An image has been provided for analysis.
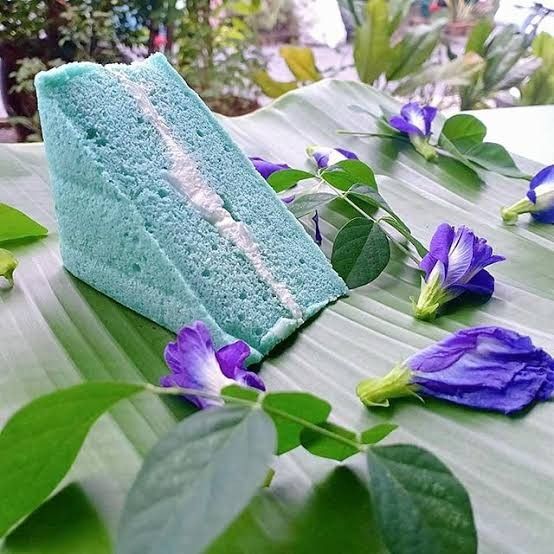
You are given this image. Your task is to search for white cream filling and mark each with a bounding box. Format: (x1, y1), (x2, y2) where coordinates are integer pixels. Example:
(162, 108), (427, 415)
(109, 68), (302, 319)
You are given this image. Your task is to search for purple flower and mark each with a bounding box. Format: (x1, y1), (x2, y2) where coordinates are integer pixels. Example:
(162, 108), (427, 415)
(388, 102), (438, 161)
(357, 326), (554, 415)
(250, 156), (289, 180)
(413, 224), (504, 320)
(312, 210), (322, 245)
(161, 321), (265, 409)
(501, 165), (554, 225)
(306, 145), (358, 169)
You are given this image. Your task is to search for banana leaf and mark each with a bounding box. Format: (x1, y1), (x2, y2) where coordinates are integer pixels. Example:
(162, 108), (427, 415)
(1, 79), (553, 553)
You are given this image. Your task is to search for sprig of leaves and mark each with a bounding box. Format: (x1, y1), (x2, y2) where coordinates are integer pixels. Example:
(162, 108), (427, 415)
(0, 381), (477, 554)
(0, 203), (48, 287)
(340, 107), (528, 180)
(268, 159), (426, 288)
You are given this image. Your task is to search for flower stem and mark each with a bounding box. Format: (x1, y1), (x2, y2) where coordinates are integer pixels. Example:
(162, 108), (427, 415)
(146, 384), (366, 453)
(500, 197), (534, 225)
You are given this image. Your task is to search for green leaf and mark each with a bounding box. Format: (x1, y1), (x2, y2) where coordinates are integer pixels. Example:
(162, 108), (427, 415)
(465, 18), (493, 56)
(279, 46), (322, 82)
(0, 248), (18, 287)
(354, 0), (391, 84)
(393, 53), (484, 96)
(253, 70), (297, 99)
(367, 445), (477, 554)
(321, 159), (378, 192)
(521, 32), (554, 106)
(388, 0), (410, 32)
(360, 423), (398, 444)
(331, 218), (390, 288)
(300, 422), (360, 461)
(288, 192), (336, 218)
(0, 382), (144, 537)
(465, 142), (528, 179)
(117, 406), (276, 554)
(0, 203), (48, 244)
(440, 114), (487, 152)
(267, 169), (314, 192)
(222, 384), (261, 403)
(262, 392), (331, 454)
(386, 19), (446, 81)
(1, 484), (111, 554)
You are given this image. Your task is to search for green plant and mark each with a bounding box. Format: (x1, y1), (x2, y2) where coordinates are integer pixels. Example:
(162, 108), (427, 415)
(172, 0), (265, 115)
(521, 32), (554, 105)
(460, 21), (541, 109)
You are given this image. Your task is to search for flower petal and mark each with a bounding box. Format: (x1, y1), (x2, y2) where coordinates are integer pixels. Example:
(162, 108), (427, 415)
(306, 145), (356, 168)
(335, 147), (359, 160)
(400, 102), (427, 135)
(443, 226), (475, 287)
(408, 326), (554, 414)
(389, 115), (422, 136)
(457, 269), (495, 297)
(422, 106), (437, 136)
(420, 223), (455, 278)
(216, 340), (250, 379)
(250, 156), (289, 179)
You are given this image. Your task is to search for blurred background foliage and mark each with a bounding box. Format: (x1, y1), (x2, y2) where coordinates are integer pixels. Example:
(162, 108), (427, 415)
(0, 0), (553, 141)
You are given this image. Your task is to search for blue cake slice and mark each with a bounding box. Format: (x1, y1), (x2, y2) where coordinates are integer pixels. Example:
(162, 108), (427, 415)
(35, 54), (347, 362)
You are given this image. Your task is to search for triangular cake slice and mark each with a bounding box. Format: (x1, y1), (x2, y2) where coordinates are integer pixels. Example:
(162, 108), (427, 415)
(35, 54), (347, 362)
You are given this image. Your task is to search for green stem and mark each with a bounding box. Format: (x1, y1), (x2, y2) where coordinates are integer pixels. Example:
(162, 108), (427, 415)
(146, 384), (365, 453)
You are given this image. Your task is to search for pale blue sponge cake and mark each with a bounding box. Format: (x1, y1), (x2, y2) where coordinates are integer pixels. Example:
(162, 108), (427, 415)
(35, 54), (347, 362)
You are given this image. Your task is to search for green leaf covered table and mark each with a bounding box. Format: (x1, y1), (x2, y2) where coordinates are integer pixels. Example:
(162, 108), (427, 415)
(1, 80), (553, 553)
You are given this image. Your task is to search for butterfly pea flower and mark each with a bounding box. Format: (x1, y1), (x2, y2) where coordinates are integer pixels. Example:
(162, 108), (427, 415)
(357, 326), (554, 415)
(389, 102), (438, 161)
(501, 165), (554, 225)
(413, 224), (504, 320)
(250, 156), (289, 179)
(306, 145), (358, 169)
(160, 321), (265, 409)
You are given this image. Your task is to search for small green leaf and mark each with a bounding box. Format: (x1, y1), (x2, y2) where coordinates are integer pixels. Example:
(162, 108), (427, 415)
(0, 382), (144, 537)
(0, 203), (48, 244)
(465, 18), (493, 56)
(440, 114), (487, 153)
(288, 192), (336, 218)
(0, 248), (18, 287)
(360, 423), (398, 444)
(464, 143), (528, 179)
(348, 185), (391, 212)
(267, 169), (314, 193)
(331, 218), (390, 288)
(300, 422), (360, 461)
(279, 46), (322, 82)
(222, 384), (260, 403)
(117, 406), (276, 554)
(322, 160), (378, 192)
(367, 444), (477, 554)
(262, 392), (331, 454)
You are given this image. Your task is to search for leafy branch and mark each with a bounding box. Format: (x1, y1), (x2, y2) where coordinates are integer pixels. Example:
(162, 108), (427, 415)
(0, 381), (477, 554)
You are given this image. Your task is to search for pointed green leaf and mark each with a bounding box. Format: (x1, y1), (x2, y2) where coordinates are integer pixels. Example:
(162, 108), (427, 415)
(117, 406), (276, 554)
(288, 192), (336, 218)
(0, 382), (144, 537)
(331, 218), (390, 288)
(0, 203), (48, 244)
(267, 169), (314, 192)
(465, 18), (493, 56)
(440, 114), (487, 153)
(222, 384), (260, 403)
(262, 392), (331, 454)
(464, 143), (529, 179)
(253, 71), (297, 99)
(300, 422), (360, 461)
(360, 423), (398, 444)
(367, 445), (477, 554)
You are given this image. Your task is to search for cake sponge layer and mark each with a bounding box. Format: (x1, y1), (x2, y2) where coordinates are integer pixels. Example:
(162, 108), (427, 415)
(36, 54), (347, 361)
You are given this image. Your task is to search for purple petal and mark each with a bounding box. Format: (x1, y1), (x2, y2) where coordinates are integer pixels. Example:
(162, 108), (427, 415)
(456, 269), (495, 297)
(407, 326), (554, 414)
(389, 115), (423, 136)
(250, 156), (289, 180)
(531, 206), (554, 223)
(234, 370), (266, 392)
(216, 340), (250, 379)
(443, 227), (478, 287)
(282, 194), (296, 205)
(400, 102), (427, 135)
(420, 223), (455, 278)
(335, 147), (359, 160)
(529, 165), (554, 191)
(422, 106), (438, 136)
(312, 210), (322, 245)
